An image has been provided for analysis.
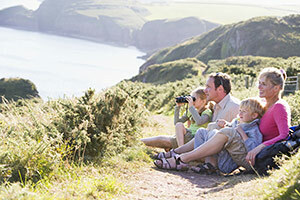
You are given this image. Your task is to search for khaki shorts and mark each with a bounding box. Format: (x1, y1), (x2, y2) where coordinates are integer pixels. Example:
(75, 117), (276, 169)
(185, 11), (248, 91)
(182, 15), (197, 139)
(170, 129), (194, 149)
(217, 127), (252, 171)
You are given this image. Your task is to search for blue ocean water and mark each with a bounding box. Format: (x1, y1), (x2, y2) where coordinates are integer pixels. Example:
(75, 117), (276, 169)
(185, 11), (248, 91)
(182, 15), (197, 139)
(0, 27), (145, 99)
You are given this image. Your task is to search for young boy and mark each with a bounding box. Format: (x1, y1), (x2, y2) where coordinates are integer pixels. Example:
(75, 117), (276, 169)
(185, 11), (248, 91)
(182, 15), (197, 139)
(193, 98), (264, 174)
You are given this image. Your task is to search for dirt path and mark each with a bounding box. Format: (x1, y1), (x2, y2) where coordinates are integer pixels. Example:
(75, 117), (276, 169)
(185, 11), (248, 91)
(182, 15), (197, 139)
(122, 164), (257, 200)
(121, 115), (257, 200)
(122, 166), (223, 199)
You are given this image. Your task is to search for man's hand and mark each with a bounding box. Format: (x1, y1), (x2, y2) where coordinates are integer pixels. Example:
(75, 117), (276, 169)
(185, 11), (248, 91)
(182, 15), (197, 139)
(217, 119), (227, 128)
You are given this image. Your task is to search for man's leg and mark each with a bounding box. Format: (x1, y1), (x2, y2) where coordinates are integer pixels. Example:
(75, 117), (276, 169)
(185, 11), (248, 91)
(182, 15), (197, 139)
(180, 133), (228, 163)
(154, 133), (228, 168)
(194, 128), (218, 166)
(173, 138), (195, 154)
(141, 136), (173, 149)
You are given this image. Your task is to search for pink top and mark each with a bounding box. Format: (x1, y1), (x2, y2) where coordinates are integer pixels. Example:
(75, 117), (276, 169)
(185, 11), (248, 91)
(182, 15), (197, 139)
(259, 100), (291, 146)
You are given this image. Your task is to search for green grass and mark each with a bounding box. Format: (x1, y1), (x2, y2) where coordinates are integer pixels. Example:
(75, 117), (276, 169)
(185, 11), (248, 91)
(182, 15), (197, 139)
(0, 71), (300, 199)
(73, 0), (147, 29)
(131, 58), (206, 84)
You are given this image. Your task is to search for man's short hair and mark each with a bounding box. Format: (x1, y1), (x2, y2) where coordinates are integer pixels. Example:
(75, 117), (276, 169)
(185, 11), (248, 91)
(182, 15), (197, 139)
(209, 72), (231, 94)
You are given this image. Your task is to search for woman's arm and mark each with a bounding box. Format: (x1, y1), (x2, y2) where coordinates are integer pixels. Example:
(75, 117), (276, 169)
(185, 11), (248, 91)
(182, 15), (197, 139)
(263, 103), (290, 146)
(189, 106), (210, 125)
(246, 143), (266, 166)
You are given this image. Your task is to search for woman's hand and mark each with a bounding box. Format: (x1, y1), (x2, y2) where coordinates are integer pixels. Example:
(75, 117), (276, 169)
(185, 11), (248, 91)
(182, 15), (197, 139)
(246, 144), (266, 166)
(186, 96), (194, 107)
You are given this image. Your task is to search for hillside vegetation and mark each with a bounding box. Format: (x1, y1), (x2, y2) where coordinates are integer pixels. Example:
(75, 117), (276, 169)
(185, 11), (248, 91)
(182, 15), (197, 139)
(0, 78), (39, 103)
(134, 55), (300, 90)
(0, 75), (300, 199)
(140, 14), (300, 71)
(130, 58), (206, 84)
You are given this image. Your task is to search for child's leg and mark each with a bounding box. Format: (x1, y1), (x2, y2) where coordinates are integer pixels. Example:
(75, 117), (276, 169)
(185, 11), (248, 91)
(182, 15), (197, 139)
(175, 122), (187, 147)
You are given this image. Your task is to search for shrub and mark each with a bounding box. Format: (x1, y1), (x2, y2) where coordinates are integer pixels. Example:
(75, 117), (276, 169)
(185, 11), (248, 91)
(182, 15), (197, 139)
(118, 77), (205, 114)
(53, 88), (146, 161)
(0, 99), (63, 183)
(0, 78), (40, 102)
(0, 87), (146, 183)
(284, 90), (300, 126)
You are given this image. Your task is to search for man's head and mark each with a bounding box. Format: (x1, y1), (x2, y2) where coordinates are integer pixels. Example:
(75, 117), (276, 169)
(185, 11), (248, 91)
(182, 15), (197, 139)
(204, 72), (231, 103)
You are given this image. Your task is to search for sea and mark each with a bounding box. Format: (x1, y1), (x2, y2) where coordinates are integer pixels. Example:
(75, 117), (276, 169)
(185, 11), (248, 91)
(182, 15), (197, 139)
(0, 27), (145, 100)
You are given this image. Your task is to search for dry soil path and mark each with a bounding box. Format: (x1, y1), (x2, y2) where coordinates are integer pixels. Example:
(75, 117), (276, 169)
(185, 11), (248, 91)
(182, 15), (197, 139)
(122, 165), (255, 200)
(121, 115), (256, 199)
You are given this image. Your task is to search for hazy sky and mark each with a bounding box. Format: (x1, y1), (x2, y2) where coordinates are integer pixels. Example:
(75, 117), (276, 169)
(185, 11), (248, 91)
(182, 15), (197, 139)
(174, 0), (300, 5)
(2, 0), (300, 11)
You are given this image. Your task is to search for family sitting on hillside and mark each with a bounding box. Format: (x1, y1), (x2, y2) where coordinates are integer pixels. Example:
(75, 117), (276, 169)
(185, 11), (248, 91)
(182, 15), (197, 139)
(141, 67), (290, 174)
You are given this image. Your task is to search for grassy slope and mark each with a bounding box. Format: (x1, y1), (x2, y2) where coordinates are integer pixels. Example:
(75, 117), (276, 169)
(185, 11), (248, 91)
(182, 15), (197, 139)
(0, 85), (299, 199)
(130, 58), (207, 84)
(75, 0), (147, 29)
(0, 78), (40, 102)
(141, 14), (300, 70)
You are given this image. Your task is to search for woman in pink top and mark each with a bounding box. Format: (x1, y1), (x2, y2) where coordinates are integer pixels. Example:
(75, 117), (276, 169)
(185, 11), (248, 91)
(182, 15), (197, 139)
(246, 67), (291, 165)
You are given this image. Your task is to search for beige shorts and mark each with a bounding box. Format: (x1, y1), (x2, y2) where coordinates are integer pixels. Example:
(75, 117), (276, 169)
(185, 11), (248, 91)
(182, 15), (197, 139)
(217, 127), (252, 170)
(170, 129), (194, 149)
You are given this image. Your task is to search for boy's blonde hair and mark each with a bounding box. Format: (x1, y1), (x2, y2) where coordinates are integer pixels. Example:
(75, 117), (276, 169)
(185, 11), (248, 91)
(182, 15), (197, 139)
(240, 98), (265, 118)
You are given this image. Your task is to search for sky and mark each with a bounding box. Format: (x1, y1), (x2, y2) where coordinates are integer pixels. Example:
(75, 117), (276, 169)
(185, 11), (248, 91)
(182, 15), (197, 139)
(2, 0), (300, 11)
(174, 0), (300, 5)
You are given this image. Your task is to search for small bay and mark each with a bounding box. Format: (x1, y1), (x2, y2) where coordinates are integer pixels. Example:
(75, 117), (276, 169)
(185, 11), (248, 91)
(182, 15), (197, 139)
(0, 27), (145, 99)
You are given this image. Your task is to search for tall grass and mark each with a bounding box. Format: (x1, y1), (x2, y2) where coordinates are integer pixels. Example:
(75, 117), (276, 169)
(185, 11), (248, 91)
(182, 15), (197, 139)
(0, 87), (147, 186)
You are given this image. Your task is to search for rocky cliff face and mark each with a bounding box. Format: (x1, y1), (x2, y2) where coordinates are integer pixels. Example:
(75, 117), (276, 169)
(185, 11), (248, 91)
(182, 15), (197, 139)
(0, 0), (219, 52)
(0, 6), (37, 30)
(133, 17), (219, 52)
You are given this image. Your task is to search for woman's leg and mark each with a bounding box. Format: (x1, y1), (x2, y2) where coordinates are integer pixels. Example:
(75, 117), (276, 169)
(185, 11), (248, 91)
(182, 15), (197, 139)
(140, 136), (173, 149)
(175, 122), (186, 147)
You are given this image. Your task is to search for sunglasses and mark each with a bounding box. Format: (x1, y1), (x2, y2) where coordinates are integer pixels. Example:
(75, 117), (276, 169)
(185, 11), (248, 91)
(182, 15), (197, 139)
(215, 72), (224, 88)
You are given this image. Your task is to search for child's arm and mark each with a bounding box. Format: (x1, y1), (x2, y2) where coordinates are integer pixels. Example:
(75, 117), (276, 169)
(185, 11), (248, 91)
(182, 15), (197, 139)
(237, 122), (263, 152)
(235, 125), (248, 141)
(174, 105), (189, 125)
(188, 106), (210, 125)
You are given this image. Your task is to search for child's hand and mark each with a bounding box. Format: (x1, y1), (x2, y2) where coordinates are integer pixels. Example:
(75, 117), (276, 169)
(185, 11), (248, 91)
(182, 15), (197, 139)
(235, 125), (248, 141)
(186, 96), (194, 107)
(175, 101), (184, 106)
(187, 119), (191, 128)
(216, 119), (227, 128)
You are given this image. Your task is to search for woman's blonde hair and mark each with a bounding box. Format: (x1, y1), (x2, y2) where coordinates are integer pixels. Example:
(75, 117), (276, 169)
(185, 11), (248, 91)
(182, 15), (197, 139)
(240, 98), (265, 118)
(259, 67), (287, 89)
